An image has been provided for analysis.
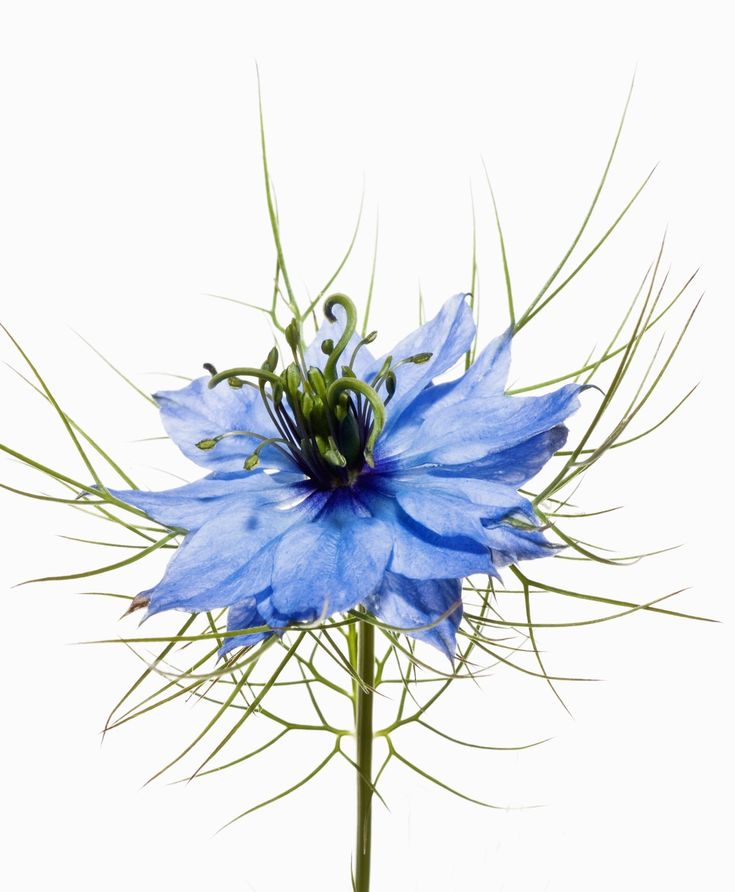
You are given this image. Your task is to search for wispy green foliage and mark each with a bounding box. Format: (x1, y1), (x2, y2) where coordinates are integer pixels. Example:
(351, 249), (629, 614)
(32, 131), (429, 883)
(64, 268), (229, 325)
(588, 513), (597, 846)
(0, 78), (705, 867)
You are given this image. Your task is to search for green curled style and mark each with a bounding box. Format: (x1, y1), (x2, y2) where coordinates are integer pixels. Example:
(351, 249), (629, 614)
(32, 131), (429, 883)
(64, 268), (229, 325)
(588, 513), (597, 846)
(326, 377), (386, 467)
(322, 293), (358, 384)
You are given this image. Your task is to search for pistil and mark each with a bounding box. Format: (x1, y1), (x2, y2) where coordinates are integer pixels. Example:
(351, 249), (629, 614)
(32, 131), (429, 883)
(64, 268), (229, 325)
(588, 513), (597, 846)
(202, 294), (431, 489)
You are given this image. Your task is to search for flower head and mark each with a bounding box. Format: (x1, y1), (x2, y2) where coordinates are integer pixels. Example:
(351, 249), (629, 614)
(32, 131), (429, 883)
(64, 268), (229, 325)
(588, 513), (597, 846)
(112, 294), (583, 661)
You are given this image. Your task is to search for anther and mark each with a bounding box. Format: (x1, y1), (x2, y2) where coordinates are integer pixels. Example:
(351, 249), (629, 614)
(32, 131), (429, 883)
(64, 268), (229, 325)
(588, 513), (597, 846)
(385, 371), (397, 403)
(407, 352), (432, 364)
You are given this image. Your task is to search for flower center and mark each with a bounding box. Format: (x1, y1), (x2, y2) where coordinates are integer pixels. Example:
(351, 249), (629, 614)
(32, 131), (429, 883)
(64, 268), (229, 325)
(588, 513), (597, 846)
(196, 294), (431, 489)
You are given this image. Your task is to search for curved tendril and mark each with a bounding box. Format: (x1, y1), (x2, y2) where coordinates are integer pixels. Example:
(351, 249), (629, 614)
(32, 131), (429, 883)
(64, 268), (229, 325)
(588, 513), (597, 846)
(327, 378), (385, 466)
(207, 366), (283, 391)
(322, 294), (358, 384)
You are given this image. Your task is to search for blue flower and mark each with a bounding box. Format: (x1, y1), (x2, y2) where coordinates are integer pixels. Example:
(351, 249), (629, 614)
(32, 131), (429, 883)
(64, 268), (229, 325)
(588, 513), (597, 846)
(111, 294), (583, 661)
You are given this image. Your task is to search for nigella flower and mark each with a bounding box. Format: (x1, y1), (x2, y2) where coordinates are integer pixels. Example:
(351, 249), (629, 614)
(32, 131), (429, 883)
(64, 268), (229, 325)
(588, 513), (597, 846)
(111, 293), (583, 661)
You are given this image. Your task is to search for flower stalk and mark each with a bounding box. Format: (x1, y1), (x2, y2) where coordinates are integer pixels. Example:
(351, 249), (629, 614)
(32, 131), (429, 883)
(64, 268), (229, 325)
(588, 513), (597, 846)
(0, 78), (707, 891)
(354, 616), (375, 892)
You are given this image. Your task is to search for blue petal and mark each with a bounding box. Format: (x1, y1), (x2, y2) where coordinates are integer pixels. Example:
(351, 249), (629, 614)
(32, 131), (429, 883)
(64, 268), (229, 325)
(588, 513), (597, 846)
(389, 385), (583, 468)
(397, 327), (512, 425)
(374, 328), (512, 462)
(108, 471), (300, 532)
(483, 522), (560, 566)
(364, 572), (462, 662)
(452, 327), (512, 400)
(372, 293), (476, 432)
(262, 490), (393, 623)
(367, 468), (558, 571)
(357, 485), (496, 580)
(155, 376), (293, 473)
(303, 303), (376, 379)
(445, 425), (570, 484)
(219, 596), (272, 657)
(135, 485), (329, 616)
(376, 471), (535, 545)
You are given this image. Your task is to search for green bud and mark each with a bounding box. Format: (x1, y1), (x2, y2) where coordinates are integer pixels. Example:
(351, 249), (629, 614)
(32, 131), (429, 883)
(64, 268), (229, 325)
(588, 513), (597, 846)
(302, 393), (314, 418)
(341, 364), (356, 378)
(364, 330), (378, 344)
(286, 362), (301, 396)
(285, 319), (301, 351)
(385, 371), (397, 399)
(196, 438), (218, 450)
(243, 453), (260, 470)
(264, 346), (279, 371)
(321, 338), (334, 356)
(227, 376), (244, 388)
(307, 367), (328, 400)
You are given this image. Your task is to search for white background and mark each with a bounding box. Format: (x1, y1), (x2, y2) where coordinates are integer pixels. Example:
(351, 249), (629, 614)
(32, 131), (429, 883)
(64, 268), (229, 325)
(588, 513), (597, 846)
(1, 2), (733, 890)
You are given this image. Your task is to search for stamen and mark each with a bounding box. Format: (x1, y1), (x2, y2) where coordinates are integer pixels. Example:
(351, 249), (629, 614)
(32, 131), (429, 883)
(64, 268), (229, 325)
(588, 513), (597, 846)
(208, 366), (283, 391)
(402, 352), (432, 365)
(370, 355), (393, 390)
(195, 430), (293, 465)
(347, 330), (377, 370)
(242, 436), (289, 471)
(196, 430), (289, 450)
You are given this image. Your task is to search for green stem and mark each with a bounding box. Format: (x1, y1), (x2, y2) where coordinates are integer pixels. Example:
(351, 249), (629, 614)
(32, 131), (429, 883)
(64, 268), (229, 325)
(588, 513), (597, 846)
(354, 617), (375, 891)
